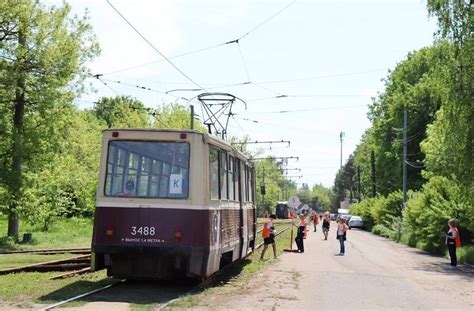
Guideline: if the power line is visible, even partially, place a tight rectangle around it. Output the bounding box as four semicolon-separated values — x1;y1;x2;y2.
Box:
101;42;229;76
235;104;367;115
100;0;295;78
237;0;296;40
106;0;206;91
246;94;372;102
236;42;251;81
257;69;386;84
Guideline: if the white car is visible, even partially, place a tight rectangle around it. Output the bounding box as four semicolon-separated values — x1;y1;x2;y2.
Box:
348;216;364;229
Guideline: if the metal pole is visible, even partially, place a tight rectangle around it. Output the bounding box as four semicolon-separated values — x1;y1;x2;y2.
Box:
190;105;194;129
371;150;376;197
340;131;345;169
262;167;266;212
402;110;408;208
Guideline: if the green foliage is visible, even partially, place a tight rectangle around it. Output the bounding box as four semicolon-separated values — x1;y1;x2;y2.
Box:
350;197;377;231
404;176;473;254
309;184;333;212
0;216;93;250
457;246;474;265
153;103;206;131
0;0;99;236
255;159;296;214
93;96;149;128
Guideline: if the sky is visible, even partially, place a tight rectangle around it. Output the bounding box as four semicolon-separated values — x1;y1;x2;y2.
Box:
46;0;438;188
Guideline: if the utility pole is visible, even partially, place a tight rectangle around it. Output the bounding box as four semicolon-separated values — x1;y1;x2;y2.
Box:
340;131;345;169
357;166;361;201
371;150;376;197
261;167;266;212
402;110;408;208
190;105;194;129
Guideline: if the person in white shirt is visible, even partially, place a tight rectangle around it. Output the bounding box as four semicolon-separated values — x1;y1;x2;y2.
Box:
336;218;349;256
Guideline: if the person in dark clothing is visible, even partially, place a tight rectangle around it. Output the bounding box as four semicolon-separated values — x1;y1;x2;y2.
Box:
445;219;461;268
294;214;307;253
322;211;330;240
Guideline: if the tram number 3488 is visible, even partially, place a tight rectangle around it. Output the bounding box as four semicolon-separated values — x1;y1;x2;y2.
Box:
131;226;156;236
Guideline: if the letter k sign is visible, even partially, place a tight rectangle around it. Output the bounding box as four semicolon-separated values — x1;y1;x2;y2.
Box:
169;174;183;194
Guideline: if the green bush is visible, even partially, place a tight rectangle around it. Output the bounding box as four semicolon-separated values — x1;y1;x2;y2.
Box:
372;224;392;238
350;197;377;231
458;246;474;264
404;176;473;254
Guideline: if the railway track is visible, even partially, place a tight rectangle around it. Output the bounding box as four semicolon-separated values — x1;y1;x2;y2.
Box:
255;222;294;250
38;279;126;311
0;247;90;255
34;223;293;310
0;254;91;275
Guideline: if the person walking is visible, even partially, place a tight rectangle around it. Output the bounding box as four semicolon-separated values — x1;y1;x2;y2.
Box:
260;214;277;260
445;219;461;268
322;211;330;240
336;218;349;255
312;213;320;232
294;214;307;253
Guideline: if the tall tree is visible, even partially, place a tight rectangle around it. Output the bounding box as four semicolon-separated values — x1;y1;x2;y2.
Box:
424;0;474;187
0;0;99;236
93;96;150;128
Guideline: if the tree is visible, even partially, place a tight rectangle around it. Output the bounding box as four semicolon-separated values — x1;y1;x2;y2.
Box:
0;0;99;236
93;96;150;128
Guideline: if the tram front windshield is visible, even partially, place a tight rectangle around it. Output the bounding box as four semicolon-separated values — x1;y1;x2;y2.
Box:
104;141;190;199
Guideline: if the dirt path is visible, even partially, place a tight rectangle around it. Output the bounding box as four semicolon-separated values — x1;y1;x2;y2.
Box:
204;223;474;310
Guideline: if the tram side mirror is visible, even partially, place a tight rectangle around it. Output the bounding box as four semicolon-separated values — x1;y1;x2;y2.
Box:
260;185;266;195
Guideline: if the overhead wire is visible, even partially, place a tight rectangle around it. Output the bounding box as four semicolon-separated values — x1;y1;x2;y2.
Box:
100;0;296;79
101;42;229;76
237;0;296;41
106;0;207;92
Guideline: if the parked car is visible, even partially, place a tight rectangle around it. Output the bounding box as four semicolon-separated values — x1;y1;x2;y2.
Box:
330;213;338;221
348;216;364;229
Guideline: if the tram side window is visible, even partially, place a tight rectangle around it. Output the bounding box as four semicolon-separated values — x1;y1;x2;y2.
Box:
228;156;235;201
209;146;219;200
234;158;240;202
220;151;228;200
249;167;254;203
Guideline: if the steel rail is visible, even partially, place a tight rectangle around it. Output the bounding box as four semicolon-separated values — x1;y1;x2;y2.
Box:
255;224;293;250
0;255;90;275
38;279;126;311
0;247;90;255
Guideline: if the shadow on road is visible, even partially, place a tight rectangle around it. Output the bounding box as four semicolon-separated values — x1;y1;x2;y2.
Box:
410;261;474;281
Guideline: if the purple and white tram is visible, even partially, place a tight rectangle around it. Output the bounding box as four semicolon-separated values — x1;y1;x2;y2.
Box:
91;129;256;279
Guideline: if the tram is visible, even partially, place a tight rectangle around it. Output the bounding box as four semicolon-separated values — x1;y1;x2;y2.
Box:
91;129;256;279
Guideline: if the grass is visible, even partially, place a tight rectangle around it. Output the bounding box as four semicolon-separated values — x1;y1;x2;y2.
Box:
0;216;93;250
165;222;295;309
0;270;113;309
0;253;77;270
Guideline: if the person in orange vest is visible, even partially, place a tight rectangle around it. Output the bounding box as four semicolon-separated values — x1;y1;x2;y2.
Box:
260;214;277;260
445;219;461;268
293;214;307;253
312;213;320;232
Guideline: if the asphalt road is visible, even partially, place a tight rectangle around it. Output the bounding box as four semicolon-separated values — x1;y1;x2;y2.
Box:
212;222;474;310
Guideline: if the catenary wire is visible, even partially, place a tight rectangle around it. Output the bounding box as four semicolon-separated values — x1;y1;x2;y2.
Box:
106;0;207;91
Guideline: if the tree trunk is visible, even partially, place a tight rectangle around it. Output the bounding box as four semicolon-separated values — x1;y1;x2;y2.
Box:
7;28;25;237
